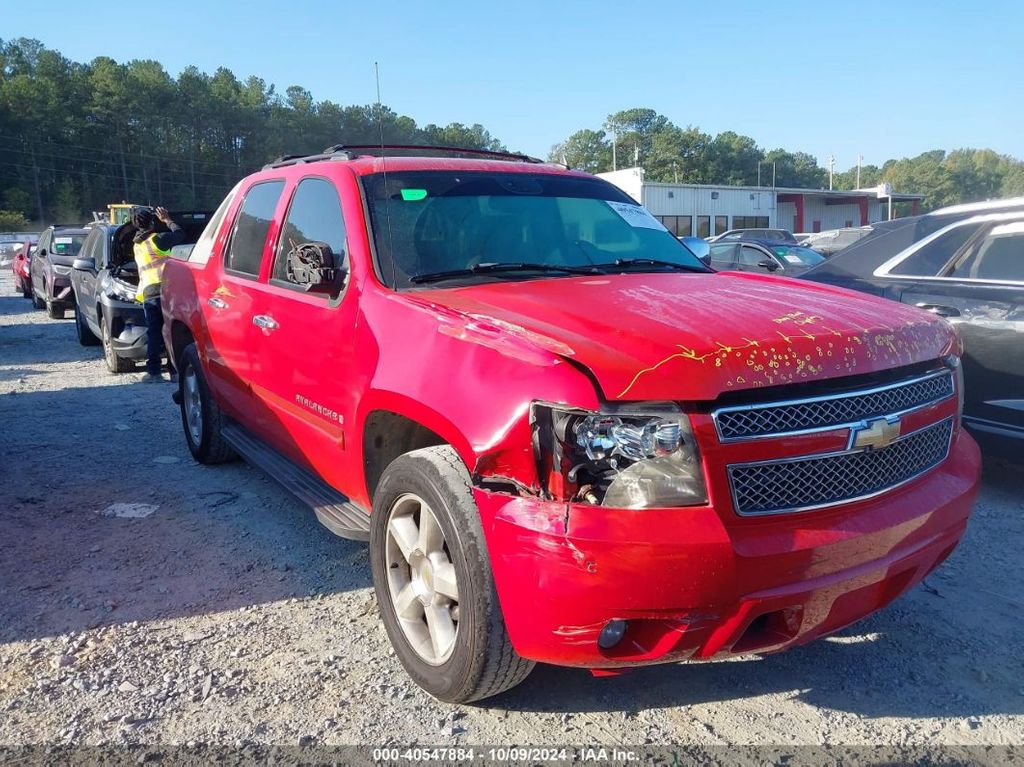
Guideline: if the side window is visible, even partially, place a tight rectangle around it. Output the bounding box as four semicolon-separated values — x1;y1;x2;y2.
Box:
271;178;349;290
888;222;983;276
739;245;767;267
224;180;285;276
191;183;241;266
709;243;739;268
37;231;50;256
81;229;100;264
948;223;1024;282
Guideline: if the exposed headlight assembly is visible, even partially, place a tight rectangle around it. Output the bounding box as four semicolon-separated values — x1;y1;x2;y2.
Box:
100;273;138;303
531;402;707;509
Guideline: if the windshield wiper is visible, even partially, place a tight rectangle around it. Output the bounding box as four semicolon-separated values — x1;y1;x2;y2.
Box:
595;258;708;273
410;262;602;284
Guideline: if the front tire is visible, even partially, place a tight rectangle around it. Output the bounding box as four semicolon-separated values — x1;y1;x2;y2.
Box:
31;286;44;309
74;298;100;346
101;318;134;373
178;343;235;464
370;445;534;703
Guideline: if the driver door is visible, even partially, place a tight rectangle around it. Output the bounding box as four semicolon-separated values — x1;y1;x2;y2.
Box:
247;176;361;494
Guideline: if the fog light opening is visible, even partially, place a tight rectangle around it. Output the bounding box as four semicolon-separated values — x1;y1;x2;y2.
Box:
598;619;628;650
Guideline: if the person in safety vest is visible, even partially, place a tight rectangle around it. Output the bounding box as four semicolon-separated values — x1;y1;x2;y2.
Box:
132;206;185;382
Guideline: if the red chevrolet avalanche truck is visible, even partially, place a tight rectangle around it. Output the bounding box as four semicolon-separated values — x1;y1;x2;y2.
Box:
162;146;980;703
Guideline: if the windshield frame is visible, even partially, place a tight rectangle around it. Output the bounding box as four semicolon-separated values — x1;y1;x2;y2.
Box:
358;169;710;290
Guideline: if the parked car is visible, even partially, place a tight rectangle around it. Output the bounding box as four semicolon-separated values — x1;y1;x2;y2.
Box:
11;239;37;298
162;146;978;703
30;225;89;318
707;228;797;244
802;197;1024;297
71;211;210;372
805;209;1024;450
708;238;825;276
800;226;873;257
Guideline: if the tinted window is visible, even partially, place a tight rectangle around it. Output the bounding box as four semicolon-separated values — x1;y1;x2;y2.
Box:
80;229;101;264
363;171;706;288
949;222;1024;282
709;243;739;267
771;245;825;267
739;245;767;267
273;178;348;285
224;181;285;276
889;222;982;276
191;183;240;266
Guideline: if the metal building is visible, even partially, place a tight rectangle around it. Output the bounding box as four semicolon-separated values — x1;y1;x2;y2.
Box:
597;167;924;237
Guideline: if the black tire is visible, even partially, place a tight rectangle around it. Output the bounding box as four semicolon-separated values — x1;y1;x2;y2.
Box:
20;280;30;299
74;299;100;346
46;298;64;320
178;343;235;464
370;445;534;703
101;318;134;373
31;286;44;309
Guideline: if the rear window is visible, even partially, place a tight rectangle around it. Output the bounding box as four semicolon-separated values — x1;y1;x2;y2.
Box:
888;221;984;276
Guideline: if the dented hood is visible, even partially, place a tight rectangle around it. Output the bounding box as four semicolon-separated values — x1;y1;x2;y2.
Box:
413;272;956;402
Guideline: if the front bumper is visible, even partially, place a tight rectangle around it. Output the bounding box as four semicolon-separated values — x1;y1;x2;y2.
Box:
474;429;980;668
106;303;148;360
47;275;73;306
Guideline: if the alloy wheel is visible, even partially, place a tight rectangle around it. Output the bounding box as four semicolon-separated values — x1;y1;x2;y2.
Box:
384;493;461;665
183;365;203;445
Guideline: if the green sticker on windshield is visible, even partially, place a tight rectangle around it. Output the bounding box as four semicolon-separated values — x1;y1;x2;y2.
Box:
400;188;428;201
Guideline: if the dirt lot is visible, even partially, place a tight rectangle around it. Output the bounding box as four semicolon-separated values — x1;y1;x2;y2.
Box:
1;267;1022;751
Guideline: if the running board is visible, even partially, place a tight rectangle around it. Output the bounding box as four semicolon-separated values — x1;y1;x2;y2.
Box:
221;423;371;542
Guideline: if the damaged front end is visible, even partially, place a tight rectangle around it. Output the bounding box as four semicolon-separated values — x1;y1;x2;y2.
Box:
530;402;707;509
100;269;140;304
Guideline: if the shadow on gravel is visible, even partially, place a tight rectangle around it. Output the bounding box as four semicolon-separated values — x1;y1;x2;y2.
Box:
0;384;371;647
0;294;35;316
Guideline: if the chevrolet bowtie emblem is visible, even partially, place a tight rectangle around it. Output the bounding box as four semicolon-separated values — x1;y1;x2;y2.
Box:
851;416;902;450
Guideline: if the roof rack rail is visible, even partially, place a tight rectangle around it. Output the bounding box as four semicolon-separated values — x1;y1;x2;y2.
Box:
321;144;545;164
263;144;546;169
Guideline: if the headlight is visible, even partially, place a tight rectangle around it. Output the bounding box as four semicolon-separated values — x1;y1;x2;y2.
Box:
100;273;138;303
53;264;71;276
531;402;707;509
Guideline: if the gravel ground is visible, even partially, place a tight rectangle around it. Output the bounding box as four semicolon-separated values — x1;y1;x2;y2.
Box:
0;267;1022;750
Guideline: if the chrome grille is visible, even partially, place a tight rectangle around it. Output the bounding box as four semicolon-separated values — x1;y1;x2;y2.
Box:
715;370;954;441
728;418;953;516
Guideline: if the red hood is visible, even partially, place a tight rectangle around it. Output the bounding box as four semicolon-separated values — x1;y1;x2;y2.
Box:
411;272;956;402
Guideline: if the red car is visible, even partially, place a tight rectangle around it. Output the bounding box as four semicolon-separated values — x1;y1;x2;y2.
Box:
162;146;980;703
10;238;37;298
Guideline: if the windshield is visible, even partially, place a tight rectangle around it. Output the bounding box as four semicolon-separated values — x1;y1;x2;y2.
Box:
51;234;87;257
363;171;708;287
770;245;825;267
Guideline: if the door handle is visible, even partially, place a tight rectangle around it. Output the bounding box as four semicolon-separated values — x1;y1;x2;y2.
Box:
252;314;279;331
207;296;228;310
915;303;961;318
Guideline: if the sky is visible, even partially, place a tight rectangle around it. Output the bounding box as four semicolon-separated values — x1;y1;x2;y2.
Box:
2;0;1022;170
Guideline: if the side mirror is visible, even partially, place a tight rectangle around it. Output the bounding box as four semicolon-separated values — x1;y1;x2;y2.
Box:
680;236;711;265
37;248;47;257
286;241;345;294
758;258;781;272
73;257;96;271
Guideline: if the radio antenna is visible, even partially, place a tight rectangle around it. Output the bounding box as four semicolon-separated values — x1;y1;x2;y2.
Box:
375;61;398;288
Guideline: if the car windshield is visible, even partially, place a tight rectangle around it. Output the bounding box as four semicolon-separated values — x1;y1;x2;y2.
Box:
770;245;825;266
362;171;708;287
51;234;86;256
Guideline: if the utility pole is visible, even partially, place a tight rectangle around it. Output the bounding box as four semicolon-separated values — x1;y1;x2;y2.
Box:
757;162;761;187
856;155;863;188
611;132;617;171
828;155;836;190
673;162;678;183
772;162;776;189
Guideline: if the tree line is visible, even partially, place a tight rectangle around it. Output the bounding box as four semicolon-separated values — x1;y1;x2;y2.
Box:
0;38;504;228
550;108;1024;212
2;38;1023;230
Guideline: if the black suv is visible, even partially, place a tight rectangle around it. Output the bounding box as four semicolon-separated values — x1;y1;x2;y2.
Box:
71;211;210;373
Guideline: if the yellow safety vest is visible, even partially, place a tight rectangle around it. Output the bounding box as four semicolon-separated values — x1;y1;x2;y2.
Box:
133;234;172;302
